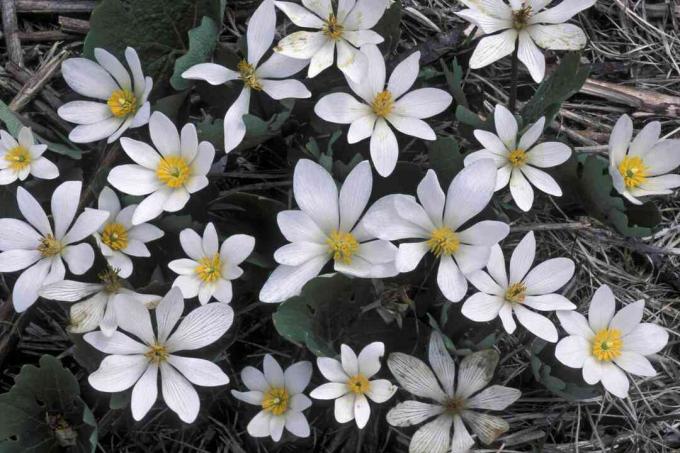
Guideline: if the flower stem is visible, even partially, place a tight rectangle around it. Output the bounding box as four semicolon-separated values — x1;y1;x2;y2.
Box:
508;41;519;113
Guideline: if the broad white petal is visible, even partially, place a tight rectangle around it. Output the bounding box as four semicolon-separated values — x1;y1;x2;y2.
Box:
622;323;668;355
387;115;436;140
131;363;158;420
613;351;657;377
259;256;330;303
588;285;616;333
387;51;420;99
294;159;339;233
107;165;160;195
443;159;496;230
409;414;452;453
517;31;545;82
182;63;239;85
521;165;562;196
275;1;324;28
357;341;384;378
514;305;558;342
387;352;448;403
247;0;276;65
84;331;147;354
370;118;399;177
256;52;310;79
527;23;587;50
167;356;229;386
455;349;499;399
467;385;521;410
277;31;328;60
494;104;518;150
522;257;575;295
314;93;371;124
509;230;535;284
392;88;452;119
599;362;629;398
461;292;504;322
165;303;234;352
61;57;118;100
437;255;467;302
317;357;349;382
526;141;571;168
88;354;148;392
277;210;327;243
61;243;95;275
428;332;456;396
555;335;590;368
518;117;546;151
386;400;444;427
57;101;113;125
609;300;644;336
160;361;200;423
556;310;594;339
469;29;518;69
260;78;311;100
339;160;372;231
531;0;595;24
284;361;313;394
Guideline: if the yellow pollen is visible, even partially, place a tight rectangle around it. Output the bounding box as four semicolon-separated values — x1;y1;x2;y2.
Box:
327;230;359;264
505;282;527;304
237;59;262;90
618;156;648;188
195;254;222;283
97;266;123;294
100;223;128;251
322;14;344;40
107;89;137;117
512;6;533;30
156;155;191;188
262;387;289;416
347;374;370;395
427;227;460;257
508;149;528;167
592;328;623;362
445;396;466;415
5;145;32;172
371;90;395;118
38;234;63;257
144;343;169;364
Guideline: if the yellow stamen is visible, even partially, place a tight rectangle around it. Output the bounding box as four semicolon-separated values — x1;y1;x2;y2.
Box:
371;90;394;118
322;14;344;40
512;6;533;30
237;59;262;91
508;149;528;167
144;343;169;364
505;282;527;304
195;254;222;283
107;89;137;117
427;227;460;257
327;230;359;264
618;156;648;188
262;387;289;415
5;145;32;172
156;155;191;188
592;328;623;362
347;374;370;395
38;234;63;257
97;266;123;294
100;223;128;251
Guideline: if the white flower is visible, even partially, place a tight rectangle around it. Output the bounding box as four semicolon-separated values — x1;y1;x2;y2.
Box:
363;160;509;302
608;114;680;205
58;47;152;143
168;222;255;304
456;0;595;82
464;104;570;211
387;332;520;453
232;355;313;441
310;342;396;429
463;231;575;342
275;0;390;82
555;285;668;399
39;267;160;336
0;127;58;184
107;111;215;225
0;181;108;312
93;187;164;278
259;159;398;303
182;0;311;153
85;287;233;423
315;45;452;177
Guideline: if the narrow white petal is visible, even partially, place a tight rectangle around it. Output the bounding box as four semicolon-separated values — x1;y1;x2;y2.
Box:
165;303;234;352
386;400;444;427
588;285;616;333
428;332;456;396
514;305;558;342
294;159;339;233
443;159;497;230
370;118;399;177
58;101;113;125
509;168;534;211
387;352;448;403
131;364;158;420
387;51;420;99
517;31;545;82
314;93;371;124
467;385;521;410
259;256;329;303
599;362;629;398
437;255;467;302
160;361;200;423
357;341;384;378
455;349;498;399
461;292;504;322
182;63;238;85
224;87;251;153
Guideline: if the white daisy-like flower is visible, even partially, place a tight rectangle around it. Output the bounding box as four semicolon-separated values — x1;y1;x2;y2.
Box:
274;0;390;82
58;47;152;143
310;342;396;429
107;111;215;225
259;159;398;303
39;267;160;336
387;332;521;453
555;285;668;399
232;355;313;441
0;181;108;312
93;187;164;278
168;222;255;304
0;127;58;184
608;114;680;205
456;0;596;82
363;160;509;302
314;44;452;177
85;287;233;423
463;231;576;343
464;104;571;212
182;0;311;153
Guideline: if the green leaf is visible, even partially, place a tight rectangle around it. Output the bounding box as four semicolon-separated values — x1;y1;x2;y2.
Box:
0;355;97;452
455;105;493;131
428;136;464;188
171;16;220;90
442;58;467;108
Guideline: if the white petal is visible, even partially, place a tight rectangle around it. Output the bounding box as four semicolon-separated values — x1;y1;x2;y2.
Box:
224;87;251;153
316;357;348;382
428;332;456;396
165;303;234;352
466;269;504;296
51;181;80;239
509;168;534;211
588;285;616;333
455;349;499;399
259;256;329;303
69;117;124;143
453;243;491;274
387;115;436;140
473;129;508;155
409;414;452;453
334;392;356;423
494;104;518;150
629;121;660;157
274;1;324;28
457;220;509;246
646;140;680;176
531;0;595;24
508;230;535;284
16;187;51;236
469;29;518;69
68;294;107;334
437;255;467;302
609;300;644;336
231;390;264;405
467;385;521;410
517;31;545;82
599;362;629;398
61;243;95;275
182;63;238;85
386;400;444;427
387;51;420;99
247;410;272;438
339;160;372;231
294;159;339;233
518;117;545;150
107;165;160;195
582;356;602;385
277;210;327;243
315;93;371;124
526;141;571;167
256;52;310;79
392;88;452;119
336;39;367;83
556;310;594;339
521;165;562;196
88;354;148;392
417;170;445;226
11;258;51;311
341;29;384;47
247;0;276;65
260;78;311;100
348;115;377;143
339;344;359;376
61;57;118;100
450;414;475;453
113;295;155;344
0;249;41;272
523;257;574;295
613;351;657;377
461;292;504;322
308;39;335;77
263;354;285;387
62;208;109;244
201;222;218;256
220;234;255;265
284;361;312;394
160;361;200;423
353;393;371;428
343;0;388;30
360;44;386;99
608;114;633;165
487;243;508;288
310;382;349;399
387;352;448;403
370;118;399;177
277;31;328;60
357;341;384;378
455;8;512;34
156;287;184;343
523;293;576;311
554;335;590;368
366;378;396;403
443;158;497;230
622;323;668;355
302;0;332;21
58;101;113;125
527;23;587;50
149;112;180;157
284;411;310;438
131;363;158;420
242;366;269;392
514;305;558;342
461;410;509;445
167;356;229;386
84;331;147;354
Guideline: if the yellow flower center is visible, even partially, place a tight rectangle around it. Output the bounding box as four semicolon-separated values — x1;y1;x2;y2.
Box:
97;266;123;294
195;254;222;283
508;149;528;167
591;328;623;362
5;145;32;172
322;14;344;40
156;155;191;188
618;156;648;188
347;374;370;395
144;343;169;364
262;387;289;416
512;6;533;30
505;282;527;304
371;90;394;118
38;234;63;257
427;227;460;257
444;396;467;415
100;223;128;251
107;89;137;118
327;230;359;264
237;59;262;91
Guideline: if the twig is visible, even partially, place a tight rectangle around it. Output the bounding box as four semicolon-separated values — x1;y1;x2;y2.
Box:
510;221;593;233
580;78;680;117
9;50;68;112
1;0;23;66
15;0;95;13
58;15;90;34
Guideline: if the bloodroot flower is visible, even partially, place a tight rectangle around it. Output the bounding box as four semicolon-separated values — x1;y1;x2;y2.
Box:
387;332;521;453
0;127;58;184
555;285;668;398
232;355;313;441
